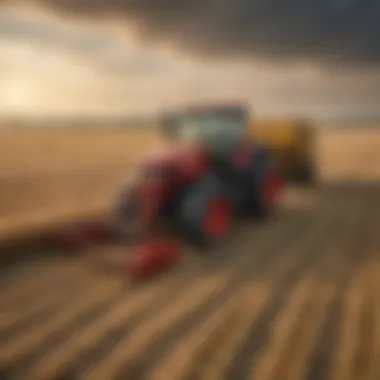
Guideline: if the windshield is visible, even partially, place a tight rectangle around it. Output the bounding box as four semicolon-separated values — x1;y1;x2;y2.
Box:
178;113;245;144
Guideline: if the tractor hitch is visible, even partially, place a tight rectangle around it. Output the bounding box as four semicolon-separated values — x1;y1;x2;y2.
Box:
56;218;182;279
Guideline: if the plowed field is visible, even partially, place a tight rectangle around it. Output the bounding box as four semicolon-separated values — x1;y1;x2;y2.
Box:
1;129;379;380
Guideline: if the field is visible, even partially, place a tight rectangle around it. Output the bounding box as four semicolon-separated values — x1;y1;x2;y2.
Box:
0;128;161;238
0;127;380;379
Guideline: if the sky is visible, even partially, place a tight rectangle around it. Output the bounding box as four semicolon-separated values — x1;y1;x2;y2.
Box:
0;0;379;121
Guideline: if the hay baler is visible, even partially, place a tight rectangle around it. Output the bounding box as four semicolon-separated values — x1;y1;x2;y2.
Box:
59;103;284;278
250;119;317;185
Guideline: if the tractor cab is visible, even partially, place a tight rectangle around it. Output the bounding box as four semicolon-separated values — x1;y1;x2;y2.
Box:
161;104;250;165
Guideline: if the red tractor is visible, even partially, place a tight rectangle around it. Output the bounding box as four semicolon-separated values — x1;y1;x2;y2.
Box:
60;104;284;278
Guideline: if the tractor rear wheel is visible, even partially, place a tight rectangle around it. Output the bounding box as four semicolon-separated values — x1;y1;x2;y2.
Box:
244;146;284;218
255;170;283;217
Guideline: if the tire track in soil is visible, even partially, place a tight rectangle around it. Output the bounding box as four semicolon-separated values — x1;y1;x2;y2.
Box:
1;183;378;380
141;187;344;380
250;184;378;380
183;188;352;380
331;186;380;380
0;281;100;345
306;185;380;380
14;264;250;380
126;232;310;380
69;187;330;380
363;195;380;380
0;277;129;370
0;258;91;307
217;184;367;380
75;216;309;380
64;193;314;374
329;272;369;380
145;232;324;380
4;263;212;379
90;186;351;380
0;188;330;380
8;194;308;380
9;277;187;380
0;267;115;341
182;285;275;380
145;284;273;380
366;261;380;380
0;243;138;309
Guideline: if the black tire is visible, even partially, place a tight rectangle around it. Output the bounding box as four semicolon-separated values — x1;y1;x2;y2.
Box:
294;162;318;187
244;146;282;218
179;173;232;249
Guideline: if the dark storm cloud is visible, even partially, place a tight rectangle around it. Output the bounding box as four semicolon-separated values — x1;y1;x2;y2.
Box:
2;0;380;66
27;0;380;66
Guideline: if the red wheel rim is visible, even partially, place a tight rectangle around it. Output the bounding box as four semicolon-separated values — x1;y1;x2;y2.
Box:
263;172;283;206
204;199;230;238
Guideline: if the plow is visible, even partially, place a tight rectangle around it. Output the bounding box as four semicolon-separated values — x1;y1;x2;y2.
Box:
57;103;287;279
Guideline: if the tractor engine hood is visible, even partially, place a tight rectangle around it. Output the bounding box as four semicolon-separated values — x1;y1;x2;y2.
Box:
142;142;203;166
140;142;209;181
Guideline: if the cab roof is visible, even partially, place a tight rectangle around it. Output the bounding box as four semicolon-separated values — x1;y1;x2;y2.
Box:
184;103;249;114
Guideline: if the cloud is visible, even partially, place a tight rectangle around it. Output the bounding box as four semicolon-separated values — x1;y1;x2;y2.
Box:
5;0;378;67
1;1;380;120
0;9;109;55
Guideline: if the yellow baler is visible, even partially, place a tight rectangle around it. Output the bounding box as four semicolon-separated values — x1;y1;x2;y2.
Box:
249;118;317;185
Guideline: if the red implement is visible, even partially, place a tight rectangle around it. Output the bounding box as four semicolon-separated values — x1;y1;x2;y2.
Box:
129;239;181;278
57;219;111;250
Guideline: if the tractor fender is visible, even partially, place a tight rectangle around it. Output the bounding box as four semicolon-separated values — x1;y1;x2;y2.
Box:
179;172;231;248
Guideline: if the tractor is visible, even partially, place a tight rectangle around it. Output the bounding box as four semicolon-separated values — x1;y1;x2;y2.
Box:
60;104;284;278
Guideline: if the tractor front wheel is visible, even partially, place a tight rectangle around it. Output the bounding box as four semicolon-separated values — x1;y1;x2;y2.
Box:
180;175;232;249
203;198;231;239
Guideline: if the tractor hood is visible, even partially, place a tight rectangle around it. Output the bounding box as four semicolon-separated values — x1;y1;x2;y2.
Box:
139;141;209;182
141;142;206;167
